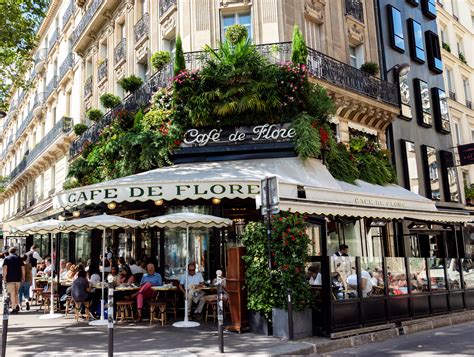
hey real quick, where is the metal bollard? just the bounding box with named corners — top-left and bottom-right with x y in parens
top-left (217, 277), bottom-right (224, 353)
top-left (1, 285), bottom-right (10, 357)
top-left (107, 282), bottom-right (114, 357)
top-left (287, 288), bottom-right (294, 341)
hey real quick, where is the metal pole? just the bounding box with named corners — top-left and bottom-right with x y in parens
top-left (50, 234), bottom-right (55, 314)
top-left (107, 282), bottom-right (114, 357)
top-left (217, 276), bottom-right (224, 353)
top-left (184, 225), bottom-right (189, 323)
top-left (1, 285), bottom-right (10, 357)
top-left (101, 229), bottom-right (106, 320)
top-left (287, 288), bottom-right (294, 341)
top-left (266, 179), bottom-right (272, 270)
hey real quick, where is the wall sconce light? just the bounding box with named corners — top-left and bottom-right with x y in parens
top-left (212, 197), bottom-right (221, 205)
top-left (107, 202), bottom-right (117, 210)
top-left (58, 215), bottom-right (66, 221)
top-left (72, 210), bottom-right (81, 218)
top-left (154, 199), bottom-right (164, 206)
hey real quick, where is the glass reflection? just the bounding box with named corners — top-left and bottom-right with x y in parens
top-left (399, 73), bottom-right (412, 118)
top-left (331, 256), bottom-right (357, 300)
top-left (404, 141), bottom-right (419, 194)
top-left (389, 6), bottom-right (405, 51)
top-left (360, 257), bottom-right (384, 297)
top-left (416, 79), bottom-right (432, 126)
top-left (461, 259), bottom-right (474, 288)
top-left (438, 89), bottom-right (450, 132)
top-left (446, 258), bottom-right (462, 290)
top-left (409, 258), bottom-right (428, 293)
top-left (307, 224), bottom-right (321, 256)
top-left (428, 258), bottom-right (446, 291)
top-left (424, 146), bottom-right (440, 200)
top-left (448, 167), bottom-right (460, 202)
top-left (387, 257), bottom-right (408, 295)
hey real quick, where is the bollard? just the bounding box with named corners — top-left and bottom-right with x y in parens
top-left (107, 282), bottom-right (114, 357)
top-left (217, 277), bottom-right (224, 353)
top-left (1, 285), bottom-right (10, 357)
top-left (287, 288), bottom-right (294, 341)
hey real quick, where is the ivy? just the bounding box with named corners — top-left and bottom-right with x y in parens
top-left (292, 112), bottom-right (321, 160)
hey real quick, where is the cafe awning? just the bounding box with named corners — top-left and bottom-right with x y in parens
top-left (53, 157), bottom-right (472, 224)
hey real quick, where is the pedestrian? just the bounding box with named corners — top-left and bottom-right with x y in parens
top-left (18, 254), bottom-right (32, 310)
top-left (26, 244), bottom-right (43, 289)
top-left (3, 247), bottom-right (25, 314)
top-left (0, 252), bottom-right (5, 293)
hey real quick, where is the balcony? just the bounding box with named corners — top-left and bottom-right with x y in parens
top-left (449, 91), bottom-right (456, 101)
top-left (71, 0), bottom-right (121, 53)
top-left (345, 0), bottom-right (364, 23)
top-left (9, 156), bottom-right (27, 182)
top-left (134, 13), bottom-right (149, 44)
top-left (98, 58), bottom-right (108, 83)
top-left (15, 111), bottom-right (34, 141)
top-left (8, 100), bottom-right (18, 114)
top-left (62, 0), bottom-right (75, 30)
top-left (59, 53), bottom-right (75, 83)
top-left (48, 28), bottom-right (59, 54)
top-left (33, 92), bottom-right (46, 117)
top-left (114, 38), bottom-right (127, 65)
top-left (160, 0), bottom-right (176, 17)
top-left (34, 48), bottom-right (48, 72)
top-left (84, 75), bottom-right (93, 98)
top-left (45, 75), bottom-right (58, 101)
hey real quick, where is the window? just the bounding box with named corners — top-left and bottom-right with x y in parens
top-left (425, 31), bottom-right (443, 73)
top-left (451, 0), bottom-right (459, 19)
top-left (402, 140), bottom-right (420, 193)
top-left (471, 129), bottom-right (474, 142)
top-left (421, 0), bottom-right (437, 19)
top-left (463, 78), bottom-right (471, 102)
top-left (414, 79), bottom-right (432, 127)
top-left (388, 5), bottom-right (405, 52)
top-left (399, 72), bottom-right (412, 119)
top-left (440, 150), bottom-right (460, 202)
top-left (349, 44), bottom-right (364, 68)
top-left (446, 68), bottom-right (454, 94)
top-left (431, 88), bottom-right (450, 133)
top-left (422, 145), bottom-right (440, 200)
top-left (408, 19), bottom-right (425, 63)
top-left (407, 0), bottom-right (419, 6)
top-left (222, 12), bottom-right (251, 41)
top-left (453, 121), bottom-right (461, 145)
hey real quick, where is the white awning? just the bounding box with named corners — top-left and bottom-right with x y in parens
top-left (53, 157), bottom-right (472, 224)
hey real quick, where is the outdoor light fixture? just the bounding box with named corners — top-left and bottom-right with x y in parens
top-left (0, 111), bottom-right (6, 119)
top-left (107, 202), bottom-right (117, 210)
top-left (212, 197), bottom-right (221, 205)
top-left (386, 63), bottom-right (411, 77)
top-left (154, 199), bottom-right (164, 206)
top-left (72, 210), bottom-right (81, 218)
top-left (58, 215), bottom-right (66, 221)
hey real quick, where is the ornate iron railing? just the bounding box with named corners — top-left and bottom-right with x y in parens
top-left (71, 0), bottom-right (103, 45)
top-left (9, 156), bottom-right (27, 182)
top-left (16, 111), bottom-right (34, 140)
top-left (33, 92), bottom-right (45, 112)
top-left (84, 75), bottom-right (93, 98)
top-left (134, 12), bottom-right (149, 43)
top-left (34, 48), bottom-right (48, 66)
top-left (45, 75), bottom-right (58, 100)
top-left (98, 58), bottom-right (108, 82)
top-left (159, 0), bottom-right (176, 16)
top-left (114, 38), bottom-right (127, 65)
top-left (62, 0), bottom-right (75, 29)
top-left (345, 0), bottom-right (364, 23)
top-left (48, 28), bottom-right (59, 53)
top-left (59, 53), bottom-right (75, 82)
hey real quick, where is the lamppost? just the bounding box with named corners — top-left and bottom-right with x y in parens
top-left (0, 110), bottom-right (6, 251)
top-left (1, 108), bottom-right (9, 357)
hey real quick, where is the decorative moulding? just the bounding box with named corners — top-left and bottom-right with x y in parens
top-left (346, 16), bottom-right (365, 45)
top-left (115, 64), bottom-right (126, 81)
top-left (135, 43), bottom-right (148, 63)
top-left (304, 0), bottom-right (325, 25)
top-left (161, 12), bottom-right (177, 40)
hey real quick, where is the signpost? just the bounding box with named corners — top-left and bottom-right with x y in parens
top-left (260, 177), bottom-right (279, 270)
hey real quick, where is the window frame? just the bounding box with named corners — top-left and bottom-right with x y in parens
top-left (406, 0), bottom-right (419, 6)
top-left (401, 139), bottom-right (420, 194)
top-left (414, 78), bottom-right (433, 128)
top-left (421, 0), bottom-right (437, 19)
top-left (421, 145), bottom-right (440, 200)
top-left (431, 87), bottom-right (451, 134)
top-left (221, 11), bottom-right (252, 42)
top-left (399, 72), bottom-right (412, 120)
top-left (408, 18), bottom-right (426, 63)
top-left (425, 31), bottom-right (443, 73)
top-left (387, 5), bottom-right (405, 53)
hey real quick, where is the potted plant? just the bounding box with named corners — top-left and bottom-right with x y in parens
top-left (360, 61), bottom-right (379, 76)
top-left (465, 184), bottom-right (474, 206)
top-left (151, 51), bottom-right (171, 72)
top-left (73, 123), bottom-right (88, 136)
top-left (100, 93), bottom-right (122, 109)
top-left (442, 42), bottom-right (451, 53)
top-left (119, 75), bottom-right (143, 93)
top-left (86, 108), bottom-right (104, 122)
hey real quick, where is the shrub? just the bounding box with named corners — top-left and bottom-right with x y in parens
top-left (291, 112), bottom-right (321, 160)
top-left (86, 108), bottom-right (104, 122)
top-left (442, 42), bottom-right (451, 53)
top-left (151, 51), bottom-right (171, 71)
top-left (225, 24), bottom-right (248, 44)
top-left (73, 123), bottom-right (88, 136)
top-left (291, 24), bottom-right (308, 65)
top-left (174, 35), bottom-right (186, 76)
top-left (119, 75), bottom-right (143, 93)
top-left (459, 52), bottom-right (468, 64)
top-left (360, 62), bottom-right (379, 76)
top-left (100, 93), bottom-right (121, 109)
top-left (327, 142), bottom-right (359, 183)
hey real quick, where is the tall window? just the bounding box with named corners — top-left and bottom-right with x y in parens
top-left (440, 150), bottom-right (460, 202)
top-left (425, 31), bottom-right (443, 73)
top-left (453, 121), bottom-right (461, 145)
top-left (463, 78), bottom-right (471, 103)
top-left (431, 88), bottom-right (450, 134)
top-left (399, 73), bottom-right (412, 119)
top-left (421, 0), bottom-right (437, 19)
top-left (451, 0), bottom-right (459, 19)
top-left (408, 19), bottom-right (425, 63)
top-left (349, 44), bottom-right (364, 68)
top-left (388, 5), bottom-right (405, 52)
top-left (402, 140), bottom-right (420, 193)
top-left (446, 68), bottom-right (454, 93)
top-left (414, 79), bottom-right (432, 127)
top-left (222, 12), bottom-right (251, 40)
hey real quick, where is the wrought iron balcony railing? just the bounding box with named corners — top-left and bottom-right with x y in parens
top-left (449, 91), bottom-right (456, 101)
top-left (345, 0), bottom-right (364, 23)
top-left (33, 92), bottom-right (46, 113)
top-left (59, 53), bottom-right (75, 82)
top-left (159, 0), bottom-right (176, 17)
top-left (134, 13), bottom-right (149, 43)
top-left (114, 38), bottom-right (127, 65)
top-left (71, 0), bottom-right (103, 45)
top-left (98, 58), bottom-right (108, 82)
top-left (48, 28), bottom-right (59, 53)
top-left (17, 90), bottom-right (26, 106)
top-left (9, 156), bottom-right (27, 182)
top-left (45, 75), bottom-right (58, 100)
top-left (16, 111), bottom-right (34, 140)
top-left (84, 75), bottom-right (93, 98)
top-left (62, 0), bottom-right (75, 29)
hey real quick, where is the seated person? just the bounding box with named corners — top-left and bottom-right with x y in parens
top-left (129, 259), bottom-right (146, 274)
top-left (347, 270), bottom-right (373, 297)
top-left (87, 265), bottom-right (101, 284)
top-left (118, 265), bottom-right (135, 285)
top-left (308, 265), bottom-right (322, 286)
top-left (65, 264), bottom-right (76, 281)
top-left (205, 269), bottom-right (228, 303)
top-left (179, 262), bottom-right (206, 319)
top-left (71, 270), bottom-right (92, 314)
top-left (132, 263), bottom-right (162, 321)
top-left (61, 262), bottom-right (72, 280)
top-left (107, 266), bottom-right (119, 286)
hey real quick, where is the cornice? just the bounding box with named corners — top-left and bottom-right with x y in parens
top-left (37, 0), bottom-right (62, 42)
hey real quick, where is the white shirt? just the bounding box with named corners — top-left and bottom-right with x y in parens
top-left (89, 274), bottom-right (101, 284)
top-left (130, 264), bottom-right (146, 275)
top-left (32, 251), bottom-right (43, 263)
top-left (347, 271), bottom-right (373, 297)
top-left (180, 272), bottom-right (204, 289)
top-left (309, 273), bottom-right (322, 286)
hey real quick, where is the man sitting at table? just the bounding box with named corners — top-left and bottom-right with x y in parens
top-left (132, 263), bottom-right (162, 321)
top-left (179, 262), bottom-right (206, 320)
top-left (71, 270), bottom-right (92, 315)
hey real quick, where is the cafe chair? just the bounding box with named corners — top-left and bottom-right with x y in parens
top-left (116, 300), bottom-right (135, 322)
top-left (41, 292), bottom-right (60, 313)
top-left (74, 301), bottom-right (91, 322)
top-left (149, 301), bottom-right (167, 326)
top-left (64, 297), bottom-right (74, 318)
top-left (32, 288), bottom-right (44, 306)
top-left (205, 300), bottom-right (218, 322)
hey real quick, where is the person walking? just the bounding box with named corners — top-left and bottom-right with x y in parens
top-left (3, 247), bottom-right (25, 314)
top-left (18, 254), bottom-right (32, 310)
top-left (26, 244), bottom-right (43, 290)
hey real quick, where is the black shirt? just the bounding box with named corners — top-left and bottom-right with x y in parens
top-left (72, 277), bottom-right (89, 302)
top-left (3, 254), bottom-right (24, 283)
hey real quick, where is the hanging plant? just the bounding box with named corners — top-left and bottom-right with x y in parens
top-left (86, 108), bottom-right (104, 122)
top-left (291, 112), bottom-right (321, 160)
top-left (100, 93), bottom-right (122, 109)
top-left (119, 75), bottom-right (143, 93)
top-left (326, 142), bottom-right (359, 184)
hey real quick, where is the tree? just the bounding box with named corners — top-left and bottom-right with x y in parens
top-left (0, 0), bottom-right (48, 110)
top-left (290, 24), bottom-right (308, 65)
top-left (174, 35), bottom-right (186, 76)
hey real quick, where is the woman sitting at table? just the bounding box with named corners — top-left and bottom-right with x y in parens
top-left (118, 265), bottom-right (135, 285)
top-left (132, 263), bottom-right (162, 321)
top-left (65, 264), bottom-right (76, 281)
top-left (107, 266), bottom-right (119, 286)
top-left (87, 265), bottom-right (101, 284)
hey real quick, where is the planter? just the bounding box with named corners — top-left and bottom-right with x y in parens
top-left (248, 311), bottom-right (272, 336)
top-left (272, 307), bottom-right (313, 339)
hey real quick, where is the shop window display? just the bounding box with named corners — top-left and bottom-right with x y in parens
top-left (386, 257), bottom-right (408, 295)
top-left (408, 258), bottom-right (428, 293)
top-left (428, 258), bottom-right (446, 291)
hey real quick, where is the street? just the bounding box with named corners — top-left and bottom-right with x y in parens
top-left (325, 321), bottom-right (474, 356)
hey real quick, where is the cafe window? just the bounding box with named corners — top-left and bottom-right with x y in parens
top-left (446, 258), bottom-right (462, 290)
top-left (75, 231), bottom-right (91, 265)
top-left (408, 19), bottom-right (425, 63)
top-left (431, 88), bottom-right (450, 134)
top-left (388, 5), bottom-right (405, 52)
top-left (422, 145), bottom-right (440, 200)
top-left (408, 258), bottom-right (428, 293)
top-left (461, 259), bottom-right (474, 288)
top-left (360, 257), bottom-right (385, 297)
top-left (428, 258), bottom-right (446, 291)
top-left (402, 140), bottom-right (420, 194)
top-left (399, 72), bottom-right (412, 119)
top-left (331, 256), bottom-right (357, 300)
top-left (414, 79), bottom-right (432, 127)
top-left (307, 224), bottom-right (322, 256)
top-left (425, 31), bottom-right (443, 73)
top-left (386, 257), bottom-right (408, 295)
top-left (421, 0), bottom-right (437, 19)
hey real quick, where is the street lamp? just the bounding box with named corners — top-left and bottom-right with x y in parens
top-left (386, 63), bottom-right (411, 77)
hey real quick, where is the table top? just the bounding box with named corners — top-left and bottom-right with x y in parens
top-left (152, 285), bottom-right (177, 291)
top-left (115, 286), bottom-right (140, 291)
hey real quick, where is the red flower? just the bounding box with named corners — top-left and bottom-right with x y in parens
top-left (319, 127), bottom-right (329, 147)
top-left (284, 240), bottom-right (289, 246)
top-left (291, 235), bottom-right (296, 241)
top-left (173, 139), bottom-right (182, 146)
